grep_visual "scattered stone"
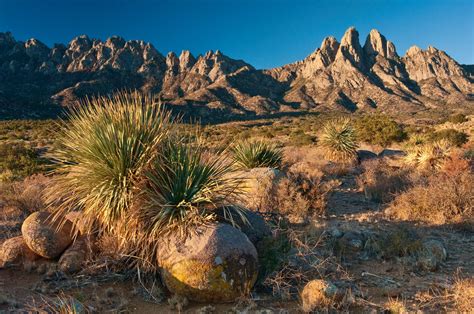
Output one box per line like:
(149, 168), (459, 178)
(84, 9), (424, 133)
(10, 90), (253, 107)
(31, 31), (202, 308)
(417, 239), (447, 271)
(337, 231), (365, 258)
(58, 236), (89, 274)
(21, 212), (74, 259)
(301, 279), (337, 312)
(0, 236), (40, 268)
(216, 207), (271, 246)
(157, 223), (258, 303)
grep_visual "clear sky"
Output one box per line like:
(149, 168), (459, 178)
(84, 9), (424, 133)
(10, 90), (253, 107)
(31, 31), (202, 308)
(0, 0), (473, 69)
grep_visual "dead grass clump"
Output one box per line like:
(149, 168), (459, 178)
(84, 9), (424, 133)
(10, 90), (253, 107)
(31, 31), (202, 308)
(386, 172), (473, 228)
(383, 297), (407, 314)
(451, 277), (474, 312)
(0, 174), (50, 213)
(357, 159), (412, 203)
(416, 273), (474, 312)
(262, 225), (342, 301)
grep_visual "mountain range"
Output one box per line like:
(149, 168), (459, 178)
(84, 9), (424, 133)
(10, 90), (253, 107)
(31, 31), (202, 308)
(0, 27), (472, 120)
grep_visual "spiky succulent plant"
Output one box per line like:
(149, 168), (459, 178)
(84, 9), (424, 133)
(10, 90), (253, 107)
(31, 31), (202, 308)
(321, 117), (359, 162)
(405, 139), (452, 170)
(46, 91), (173, 234)
(231, 140), (283, 170)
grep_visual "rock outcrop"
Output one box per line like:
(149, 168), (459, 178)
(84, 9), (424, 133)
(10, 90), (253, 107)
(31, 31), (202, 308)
(0, 27), (471, 120)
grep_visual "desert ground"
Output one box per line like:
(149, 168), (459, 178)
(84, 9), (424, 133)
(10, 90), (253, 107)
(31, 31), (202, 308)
(0, 106), (473, 313)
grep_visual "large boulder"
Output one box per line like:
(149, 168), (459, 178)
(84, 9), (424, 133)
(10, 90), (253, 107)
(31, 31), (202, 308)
(21, 212), (74, 259)
(0, 236), (40, 268)
(157, 223), (258, 303)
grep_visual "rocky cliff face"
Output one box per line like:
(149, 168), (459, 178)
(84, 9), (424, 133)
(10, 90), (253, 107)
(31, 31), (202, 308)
(0, 27), (472, 119)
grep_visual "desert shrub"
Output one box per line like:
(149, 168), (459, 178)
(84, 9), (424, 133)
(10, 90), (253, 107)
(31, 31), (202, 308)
(232, 140), (283, 170)
(0, 142), (49, 181)
(404, 140), (452, 170)
(0, 174), (51, 213)
(321, 117), (358, 162)
(357, 159), (413, 203)
(429, 129), (468, 147)
(355, 114), (406, 147)
(289, 130), (316, 146)
(46, 91), (173, 234)
(447, 113), (468, 124)
(386, 172), (473, 229)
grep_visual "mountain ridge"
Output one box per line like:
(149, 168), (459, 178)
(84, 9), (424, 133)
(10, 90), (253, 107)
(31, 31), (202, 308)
(0, 27), (472, 120)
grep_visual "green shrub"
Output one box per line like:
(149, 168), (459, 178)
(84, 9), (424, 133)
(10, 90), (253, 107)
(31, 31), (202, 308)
(430, 129), (468, 147)
(0, 142), (49, 181)
(448, 113), (468, 124)
(289, 130), (316, 146)
(355, 114), (406, 147)
(231, 140), (283, 170)
(321, 117), (359, 162)
(46, 91), (173, 234)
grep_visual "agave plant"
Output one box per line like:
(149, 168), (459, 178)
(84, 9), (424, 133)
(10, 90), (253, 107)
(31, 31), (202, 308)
(231, 140), (283, 170)
(321, 118), (359, 162)
(46, 91), (173, 234)
(405, 139), (452, 170)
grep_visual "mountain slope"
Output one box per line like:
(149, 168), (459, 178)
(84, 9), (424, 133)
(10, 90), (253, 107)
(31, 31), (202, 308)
(0, 27), (472, 119)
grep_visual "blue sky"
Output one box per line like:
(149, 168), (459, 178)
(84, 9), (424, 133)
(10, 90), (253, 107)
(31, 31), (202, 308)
(0, 0), (473, 69)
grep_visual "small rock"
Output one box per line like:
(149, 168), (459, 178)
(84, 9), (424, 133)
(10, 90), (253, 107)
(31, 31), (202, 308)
(0, 236), (40, 268)
(58, 236), (89, 274)
(301, 279), (338, 312)
(22, 212), (74, 259)
(417, 239), (447, 271)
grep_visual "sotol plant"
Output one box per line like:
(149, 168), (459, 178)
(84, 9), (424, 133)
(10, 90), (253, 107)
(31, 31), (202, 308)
(123, 134), (247, 267)
(231, 140), (283, 170)
(404, 139), (452, 170)
(321, 118), (359, 162)
(46, 91), (173, 234)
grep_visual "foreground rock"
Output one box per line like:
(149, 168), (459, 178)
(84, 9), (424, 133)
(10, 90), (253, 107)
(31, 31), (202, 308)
(0, 236), (39, 268)
(157, 223), (258, 302)
(216, 207), (271, 247)
(58, 236), (89, 274)
(21, 212), (74, 259)
(301, 279), (338, 312)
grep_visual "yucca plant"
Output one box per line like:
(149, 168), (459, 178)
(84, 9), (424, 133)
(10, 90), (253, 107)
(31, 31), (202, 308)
(120, 134), (247, 268)
(137, 136), (246, 238)
(231, 140), (283, 170)
(46, 91), (173, 234)
(321, 117), (359, 162)
(405, 139), (452, 170)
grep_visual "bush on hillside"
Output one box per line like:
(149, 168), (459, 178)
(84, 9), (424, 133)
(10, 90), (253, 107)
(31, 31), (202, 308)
(355, 114), (406, 147)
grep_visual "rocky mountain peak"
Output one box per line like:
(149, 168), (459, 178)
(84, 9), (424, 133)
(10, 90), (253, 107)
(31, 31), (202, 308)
(0, 30), (471, 120)
(179, 50), (196, 71)
(363, 29), (398, 60)
(335, 26), (364, 68)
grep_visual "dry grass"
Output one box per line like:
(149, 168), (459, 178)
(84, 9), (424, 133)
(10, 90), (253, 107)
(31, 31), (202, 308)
(0, 174), (50, 213)
(416, 273), (474, 312)
(386, 171), (473, 229)
(383, 297), (407, 314)
(357, 159), (412, 203)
